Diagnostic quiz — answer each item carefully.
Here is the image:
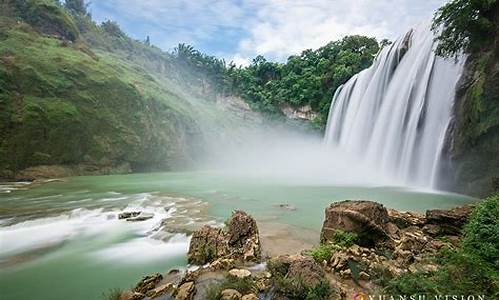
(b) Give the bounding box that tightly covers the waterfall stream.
[324,23,465,188]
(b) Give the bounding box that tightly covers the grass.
[205,276,256,300]
[307,230,358,263]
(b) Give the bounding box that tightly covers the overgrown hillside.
[0,0,382,179]
[0,0,211,178]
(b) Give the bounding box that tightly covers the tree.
[432,0,499,57]
[64,0,90,16]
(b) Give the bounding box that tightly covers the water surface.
[0,172,475,300]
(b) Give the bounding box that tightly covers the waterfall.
[324,23,465,188]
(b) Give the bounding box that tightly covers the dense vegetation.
[0,0,210,177]
[433,0,499,197]
[0,0,382,177]
[177,36,380,129]
[383,194,499,298]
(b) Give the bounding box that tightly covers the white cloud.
[91,0,448,62]
[235,0,448,62]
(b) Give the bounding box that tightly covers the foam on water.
[92,234,190,263]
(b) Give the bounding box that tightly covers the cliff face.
[440,39,499,197]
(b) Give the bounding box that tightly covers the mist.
[197,121,399,187]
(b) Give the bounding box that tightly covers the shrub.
[383,194,499,298]
[328,230,357,248]
[432,0,498,57]
[307,230,357,263]
[307,244,339,263]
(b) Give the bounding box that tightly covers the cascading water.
[324,22,465,188]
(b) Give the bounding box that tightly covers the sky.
[89,0,449,65]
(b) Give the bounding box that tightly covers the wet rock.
[321,200,389,247]
[228,268,252,279]
[275,204,297,211]
[425,205,474,235]
[220,289,242,300]
[127,212,154,222]
[119,211,141,219]
[134,273,163,294]
[241,294,259,300]
[176,281,195,300]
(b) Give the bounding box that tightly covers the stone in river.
[118,211,141,219]
[126,212,154,222]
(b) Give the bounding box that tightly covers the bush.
[308,244,339,263]
[432,0,498,57]
[383,194,499,298]
[307,230,357,263]
[328,229,358,248]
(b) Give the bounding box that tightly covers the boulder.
[187,226,228,265]
[425,205,474,235]
[220,289,242,300]
[242,294,259,300]
[321,200,389,247]
[287,256,325,287]
[176,281,195,300]
[187,211,261,265]
[228,268,252,279]
[134,273,162,294]
[268,255,325,292]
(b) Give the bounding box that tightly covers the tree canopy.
[432,0,499,57]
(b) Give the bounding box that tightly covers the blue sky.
[89,0,448,65]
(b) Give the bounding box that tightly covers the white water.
[324,22,465,188]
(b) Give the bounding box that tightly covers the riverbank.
[115,195,498,300]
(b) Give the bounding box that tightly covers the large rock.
[134,273,163,294]
[268,255,327,296]
[187,211,261,265]
[220,289,242,300]
[321,200,389,247]
[425,205,474,235]
[227,211,261,261]
[176,281,195,300]
[187,226,228,265]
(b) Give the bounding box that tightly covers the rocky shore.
[115,200,474,300]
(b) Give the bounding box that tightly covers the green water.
[0,171,476,300]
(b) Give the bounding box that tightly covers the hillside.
[0,0,255,178]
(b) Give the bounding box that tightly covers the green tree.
[432,0,499,57]
[64,0,89,16]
